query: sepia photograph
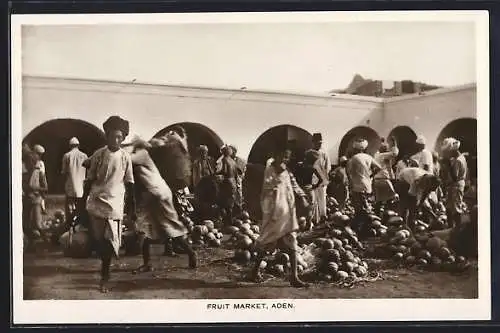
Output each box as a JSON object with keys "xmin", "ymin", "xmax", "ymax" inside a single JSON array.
[{"xmin": 11, "ymin": 11, "xmax": 490, "ymax": 324}]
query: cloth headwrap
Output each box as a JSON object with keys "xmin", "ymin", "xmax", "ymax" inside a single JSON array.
[
  {"xmin": 33, "ymin": 144, "xmax": 45, "ymax": 154},
  {"xmin": 198, "ymin": 145, "xmax": 208, "ymax": 153},
  {"xmin": 220, "ymin": 144, "xmax": 230, "ymax": 153},
  {"xmin": 69, "ymin": 137, "xmax": 79, "ymax": 145},
  {"xmin": 103, "ymin": 116, "xmax": 129, "ymax": 137},
  {"xmin": 353, "ymin": 139, "xmax": 368, "ymax": 150},
  {"xmin": 339, "ymin": 156, "xmax": 348, "ymax": 163},
  {"xmin": 170, "ymin": 125, "xmax": 186, "ymax": 138},
  {"xmin": 441, "ymin": 137, "xmax": 460, "ymax": 151},
  {"xmin": 228, "ymin": 144, "xmax": 237, "ymax": 154},
  {"xmin": 312, "ymin": 133, "xmax": 322, "ymax": 142},
  {"xmin": 416, "ymin": 135, "xmax": 426, "ymax": 145}
]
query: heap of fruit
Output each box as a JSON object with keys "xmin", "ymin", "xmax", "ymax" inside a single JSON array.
[
  {"xmin": 384, "ymin": 222, "xmax": 470, "ymax": 272},
  {"xmin": 229, "ymin": 211, "xmax": 262, "ymax": 262},
  {"xmin": 190, "ymin": 219, "xmax": 225, "ymax": 248},
  {"xmin": 40, "ymin": 210, "xmax": 66, "ymax": 235}
]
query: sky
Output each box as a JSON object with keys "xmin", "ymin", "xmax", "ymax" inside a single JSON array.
[{"xmin": 21, "ymin": 22, "xmax": 476, "ymax": 94}]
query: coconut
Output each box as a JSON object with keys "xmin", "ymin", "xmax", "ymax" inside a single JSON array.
[
  {"xmin": 332, "ymin": 238, "xmax": 343, "ymax": 249},
  {"xmin": 325, "ymin": 262, "xmax": 339, "ymax": 275},
  {"xmin": 405, "ymin": 255, "xmax": 416, "ymax": 265},
  {"xmin": 251, "ymin": 225, "xmax": 260, "ymax": 234},
  {"xmin": 241, "ymin": 211, "xmax": 250, "ymax": 220},
  {"xmin": 322, "ymin": 239, "xmax": 335, "ymax": 250},
  {"xmin": 355, "ymin": 266, "xmax": 368, "ymax": 277},
  {"xmin": 416, "ymin": 258, "xmax": 428, "ymax": 266},
  {"xmin": 233, "ymin": 219, "xmax": 244, "ymax": 228},
  {"xmin": 336, "ymin": 271, "xmax": 349, "ymax": 280},
  {"xmin": 418, "ymin": 249, "xmax": 432, "ymax": 261},
  {"xmin": 323, "ymin": 249, "xmax": 341, "ymax": 262}
]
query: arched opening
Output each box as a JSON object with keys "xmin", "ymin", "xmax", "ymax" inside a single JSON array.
[
  {"xmin": 338, "ymin": 126, "xmax": 381, "ymax": 159},
  {"xmin": 388, "ymin": 125, "xmax": 418, "ymax": 159},
  {"xmin": 435, "ymin": 118, "xmax": 477, "ymax": 180},
  {"xmin": 153, "ymin": 122, "xmax": 224, "ymax": 160},
  {"xmin": 23, "ymin": 118, "xmax": 106, "ymax": 195},
  {"xmin": 244, "ymin": 125, "xmax": 313, "ymax": 219}
]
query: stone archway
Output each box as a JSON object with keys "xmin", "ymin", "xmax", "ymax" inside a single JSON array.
[
  {"xmin": 153, "ymin": 122, "xmax": 224, "ymax": 160},
  {"xmin": 244, "ymin": 124, "xmax": 313, "ymax": 219},
  {"xmin": 388, "ymin": 125, "xmax": 418, "ymax": 158},
  {"xmin": 23, "ymin": 118, "xmax": 106, "ymax": 194},
  {"xmin": 338, "ymin": 126, "xmax": 381, "ymax": 159}
]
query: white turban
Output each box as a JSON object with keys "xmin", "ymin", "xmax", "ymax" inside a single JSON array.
[
  {"xmin": 339, "ymin": 156, "xmax": 348, "ymax": 163},
  {"xmin": 353, "ymin": 139, "xmax": 368, "ymax": 150},
  {"xmin": 69, "ymin": 137, "xmax": 79, "ymax": 145},
  {"xmin": 441, "ymin": 137, "xmax": 461, "ymax": 151},
  {"xmin": 416, "ymin": 135, "xmax": 426, "ymax": 145}
]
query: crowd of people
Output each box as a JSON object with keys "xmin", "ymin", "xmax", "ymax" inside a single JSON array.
[{"xmin": 21, "ymin": 115, "xmax": 476, "ymax": 291}]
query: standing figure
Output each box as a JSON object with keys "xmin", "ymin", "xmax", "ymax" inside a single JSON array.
[
  {"xmin": 395, "ymin": 167, "xmax": 441, "ymax": 231},
  {"xmin": 229, "ymin": 144, "xmax": 247, "ymax": 216},
  {"xmin": 249, "ymin": 148, "xmax": 310, "ymax": 288},
  {"xmin": 411, "ymin": 135, "xmax": 434, "ymax": 173},
  {"xmin": 121, "ymin": 136, "xmax": 197, "ymax": 274},
  {"xmin": 22, "ymin": 145, "xmax": 48, "ymax": 249},
  {"xmin": 149, "ymin": 126, "xmax": 193, "ymax": 256},
  {"xmin": 297, "ymin": 149, "xmax": 325, "ymax": 230},
  {"xmin": 346, "ymin": 139, "xmax": 381, "ymax": 235},
  {"xmin": 82, "ymin": 116, "xmax": 137, "ymax": 293},
  {"xmin": 32, "ymin": 144, "xmax": 47, "ymax": 215},
  {"xmin": 373, "ymin": 137, "xmax": 399, "ymax": 211},
  {"xmin": 328, "ymin": 156, "xmax": 350, "ymax": 209},
  {"xmin": 61, "ymin": 137, "xmax": 88, "ymax": 228},
  {"xmin": 311, "ymin": 133, "xmax": 331, "ymax": 222},
  {"xmin": 216, "ymin": 145, "xmax": 238, "ymax": 227},
  {"xmin": 441, "ymin": 137, "xmax": 468, "ymax": 228},
  {"xmin": 191, "ymin": 145, "xmax": 215, "ymax": 189}
]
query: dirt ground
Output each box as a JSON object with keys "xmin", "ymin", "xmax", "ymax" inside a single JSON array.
[
  {"xmin": 23, "ymin": 245, "xmax": 478, "ymax": 300},
  {"xmin": 24, "ymin": 196, "xmax": 477, "ymax": 300}
]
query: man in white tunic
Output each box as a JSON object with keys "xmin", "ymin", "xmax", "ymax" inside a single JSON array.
[
  {"xmin": 411, "ymin": 135, "xmax": 434, "ymax": 173},
  {"xmin": 311, "ymin": 133, "xmax": 331, "ymax": 222},
  {"xmin": 61, "ymin": 137, "xmax": 88, "ymax": 227}
]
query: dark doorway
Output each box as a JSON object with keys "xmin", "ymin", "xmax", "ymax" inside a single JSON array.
[
  {"xmin": 388, "ymin": 125, "xmax": 418, "ymax": 159},
  {"xmin": 23, "ymin": 119, "xmax": 106, "ymax": 195},
  {"xmin": 338, "ymin": 126, "xmax": 381, "ymax": 159},
  {"xmin": 244, "ymin": 125, "xmax": 313, "ymax": 219},
  {"xmin": 435, "ymin": 118, "xmax": 477, "ymax": 179},
  {"xmin": 153, "ymin": 122, "xmax": 224, "ymax": 161}
]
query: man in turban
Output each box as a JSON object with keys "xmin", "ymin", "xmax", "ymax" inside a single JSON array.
[
  {"xmin": 216, "ymin": 144, "xmax": 239, "ymax": 227},
  {"xmin": 192, "ymin": 145, "xmax": 215, "ymax": 188},
  {"xmin": 441, "ymin": 137, "xmax": 468, "ymax": 228},
  {"xmin": 411, "ymin": 135, "xmax": 434, "ymax": 174},
  {"xmin": 346, "ymin": 138, "xmax": 381, "ymax": 236},
  {"xmin": 311, "ymin": 133, "xmax": 331, "ymax": 222},
  {"xmin": 81, "ymin": 115, "xmax": 137, "ymax": 293},
  {"xmin": 328, "ymin": 156, "xmax": 350, "ymax": 210}
]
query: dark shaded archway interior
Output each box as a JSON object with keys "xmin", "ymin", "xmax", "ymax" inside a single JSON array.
[
  {"xmin": 153, "ymin": 122, "xmax": 224, "ymax": 160},
  {"xmin": 435, "ymin": 118, "xmax": 477, "ymax": 179},
  {"xmin": 244, "ymin": 125, "xmax": 313, "ymax": 220},
  {"xmin": 388, "ymin": 125, "xmax": 418, "ymax": 159},
  {"xmin": 338, "ymin": 126, "xmax": 381, "ymax": 159},
  {"xmin": 23, "ymin": 119, "xmax": 107, "ymax": 194}
]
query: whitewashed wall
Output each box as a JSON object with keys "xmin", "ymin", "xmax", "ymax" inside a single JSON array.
[{"xmin": 22, "ymin": 76, "xmax": 384, "ymax": 163}]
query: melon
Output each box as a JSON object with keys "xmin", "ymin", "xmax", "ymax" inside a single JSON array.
[
  {"xmin": 203, "ymin": 220, "xmax": 215, "ymax": 231},
  {"xmin": 251, "ymin": 225, "xmax": 260, "ymax": 234},
  {"xmin": 426, "ymin": 236, "xmax": 446, "ymax": 253},
  {"xmin": 393, "ymin": 252, "xmax": 404, "ymax": 261},
  {"xmin": 344, "ymin": 244, "xmax": 353, "ymax": 252},
  {"xmin": 439, "ymin": 247, "xmax": 452, "ymax": 259},
  {"xmin": 396, "ymin": 245, "xmax": 408, "ymax": 253},
  {"xmin": 368, "ymin": 229, "xmax": 378, "ymax": 237},
  {"xmin": 239, "ymin": 235, "xmax": 253, "ymax": 249},
  {"xmin": 298, "ymin": 216, "xmax": 307, "ymax": 226},
  {"xmin": 233, "ymin": 219, "xmax": 244, "ymax": 228},
  {"xmin": 342, "ymin": 238, "xmax": 349, "ymax": 246},
  {"xmin": 244, "ymin": 219, "xmax": 253, "ymax": 225},
  {"xmin": 241, "ymin": 211, "xmax": 250, "ymax": 220},
  {"xmin": 325, "ymin": 261, "xmax": 339, "ymax": 274},
  {"xmin": 331, "ymin": 229, "xmax": 343, "ymax": 237},
  {"xmin": 418, "ymin": 250, "xmax": 432, "ymax": 261},
  {"xmin": 415, "ymin": 226, "xmax": 426, "ymax": 233},
  {"xmin": 387, "ymin": 216, "xmax": 404, "ymax": 225},
  {"xmin": 333, "ymin": 211, "xmax": 343, "ymax": 219},
  {"xmin": 372, "ymin": 220, "xmax": 382, "ymax": 228},
  {"xmin": 378, "ymin": 228, "xmax": 388, "ymax": 237},
  {"xmin": 405, "ymin": 256, "xmax": 416, "ymax": 265},
  {"xmin": 340, "ymin": 215, "xmax": 350, "ymax": 223},
  {"xmin": 227, "ymin": 226, "xmax": 239, "ymax": 234},
  {"xmin": 456, "ymin": 256, "xmax": 466, "ymax": 264},
  {"xmin": 210, "ymin": 239, "xmax": 222, "ymax": 247},
  {"xmin": 323, "ymin": 249, "xmax": 341, "ymax": 262},
  {"xmin": 446, "ymin": 255, "xmax": 456, "ymax": 264},
  {"xmin": 241, "ymin": 223, "xmax": 251, "ymax": 231},
  {"xmin": 259, "ymin": 260, "xmax": 268, "ymax": 270},
  {"xmin": 348, "ymin": 272, "xmax": 357, "ymax": 279},
  {"xmin": 314, "ymin": 238, "xmax": 327, "ymax": 247},
  {"xmin": 336, "ymin": 271, "xmax": 349, "ymax": 280},
  {"xmin": 431, "ymin": 257, "xmax": 442, "ymax": 266},
  {"xmin": 206, "ymin": 232, "xmax": 216, "ymax": 241},
  {"xmin": 342, "ymin": 250, "xmax": 355, "ymax": 262},
  {"xmin": 416, "ymin": 258, "xmax": 428, "ymax": 265},
  {"xmin": 332, "ymin": 238, "xmax": 343, "ymax": 249},
  {"xmin": 322, "ymin": 239, "xmax": 335, "ymax": 250},
  {"xmin": 394, "ymin": 230, "xmax": 408, "ymax": 240},
  {"xmin": 355, "ymin": 266, "xmax": 368, "ymax": 277},
  {"xmin": 384, "ymin": 210, "xmax": 397, "ymax": 217},
  {"xmin": 369, "ymin": 214, "xmax": 381, "ymax": 221}
]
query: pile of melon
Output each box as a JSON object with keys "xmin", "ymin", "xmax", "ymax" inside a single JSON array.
[
  {"xmin": 229, "ymin": 212, "xmax": 262, "ymax": 262},
  {"xmin": 190, "ymin": 219, "xmax": 224, "ymax": 248},
  {"xmin": 385, "ymin": 227, "xmax": 469, "ymax": 272}
]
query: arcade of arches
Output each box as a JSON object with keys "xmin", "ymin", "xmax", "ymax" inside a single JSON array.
[{"xmin": 24, "ymin": 118, "xmax": 478, "ymax": 200}]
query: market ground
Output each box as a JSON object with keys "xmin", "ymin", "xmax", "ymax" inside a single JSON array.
[
  {"xmin": 23, "ymin": 196, "xmax": 478, "ymax": 300},
  {"xmin": 23, "ymin": 245, "xmax": 478, "ymax": 300}
]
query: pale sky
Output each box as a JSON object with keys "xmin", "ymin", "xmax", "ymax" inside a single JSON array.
[{"xmin": 21, "ymin": 22, "xmax": 476, "ymax": 93}]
